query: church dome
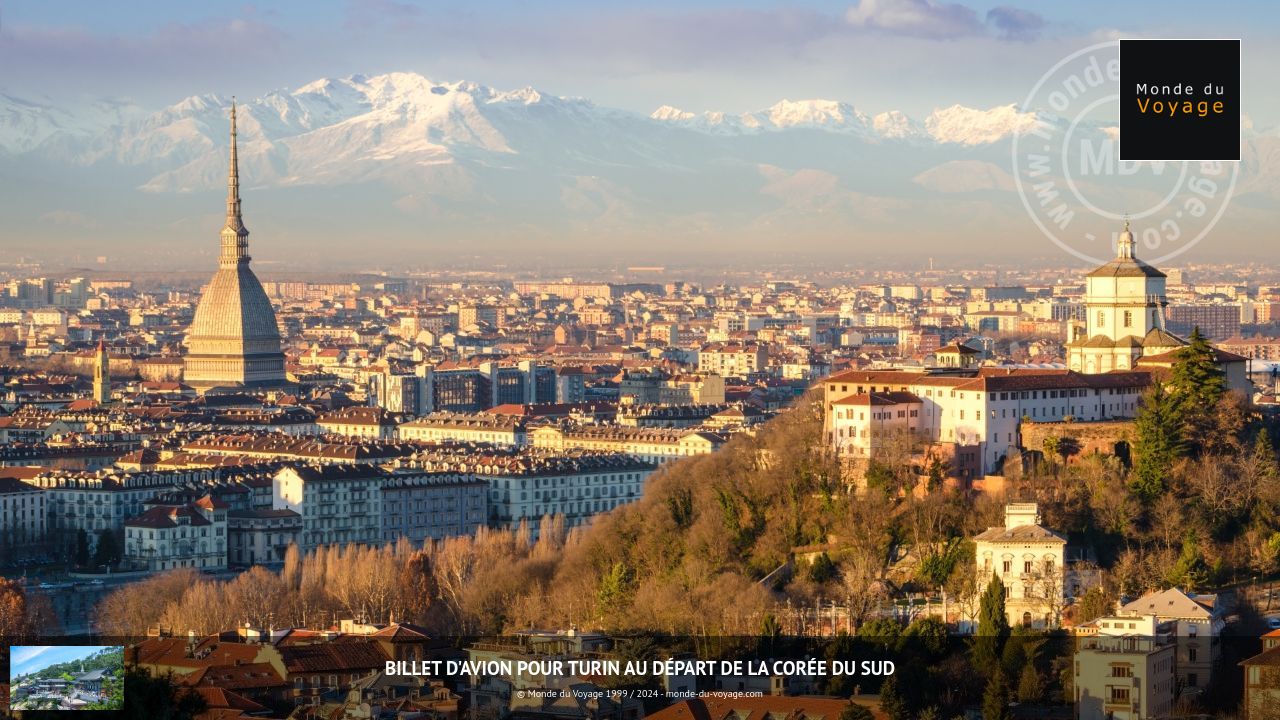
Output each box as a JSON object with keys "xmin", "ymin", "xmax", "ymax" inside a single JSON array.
[
  {"xmin": 187, "ymin": 264, "xmax": 282, "ymax": 352},
  {"xmin": 1086, "ymin": 221, "xmax": 1166, "ymax": 278}
]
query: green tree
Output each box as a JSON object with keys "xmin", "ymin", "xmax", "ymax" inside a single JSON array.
[
  {"xmin": 121, "ymin": 667, "xmax": 207, "ymax": 720},
  {"xmin": 1073, "ymin": 586, "xmax": 1115, "ymax": 625},
  {"xmin": 1017, "ymin": 664, "xmax": 1043, "ymax": 703},
  {"xmin": 982, "ymin": 669, "xmax": 1011, "ymax": 720},
  {"xmin": 903, "ymin": 616, "xmax": 948, "ymax": 658},
  {"xmin": 1169, "ymin": 327, "xmax": 1227, "ymax": 412},
  {"xmin": 878, "ymin": 674, "xmax": 911, "ymax": 720},
  {"xmin": 74, "ymin": 529, "xmax": 90, "ymax": 567},
  {"xmin": 975, "ymin": 572, "xmax": 1010, "ymax": 670},
  {"xmin": 926, "ymin": 456, "xmax": 946, "ymax": 491},
  {"xmin": 1168, "ymin": 327, "xmax": 1227, "ymax": 454},
  {"xmin": 596, "ymin": 562, "xmax": 634, "ymax": 614},
  {"xmin": 93, "ymin": 530, "xmax": 120, "ymax": 567},
  {"xmin": 1166, "ymin": 532, "xmax": 1209, "ymax": 591},
  {"xmin": 1042, "ymin": 436, "xmax": 1060, "ymax": 470},
  {"xmin": 1131, "ymin": 381, "xmax": 1185, "ymax": 503},
  {"xmin": 808, "ymin": 552, "xmax": 837, "ymax": 584}
]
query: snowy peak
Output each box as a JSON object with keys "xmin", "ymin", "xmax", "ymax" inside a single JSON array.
[
  {"xmin": 872, "ymin": 110, "xmax": 926, "ymax": 141},
  {"xmin": 754, "ymin": 99, "xmax": 869, "ymax": 132},
  {"xmin": 648, "ymin": 99, "xmax": 1039, "ymax": 145},
  {"xmin": 924, "ymin": 103, "xmax": 1042, "ymax": 146}
]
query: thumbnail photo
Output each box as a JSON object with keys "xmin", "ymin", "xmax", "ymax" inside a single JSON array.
[{"xmin": 7, "ymin": 647, "xmax": 124, "ymax": 712}]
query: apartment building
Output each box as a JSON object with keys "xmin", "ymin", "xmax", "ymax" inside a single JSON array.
[
  {"xmin": 380, "ymin": 471, "xmax": 487, "ymax": 544},
  {"xmin": 124, "ymin": 495, "xmax": 228, "ymax": 572},
  {"xmin": 272, "ymin": 464, "xmax": 385, "ymax": 551},
  {"xmin": 1075, "ymin": 614, "xmax": 1177, "ymax": 720},
  {"xmin": 397, "ymin": 413, "xmax": 528, "ymax": 446},
  {"xmin": 529, "ymin": 425, "xmax": 726, "ymax": 465},
  {"xmin": 0, "ymin": 476, "xmax": 46, "ymax": 549}
]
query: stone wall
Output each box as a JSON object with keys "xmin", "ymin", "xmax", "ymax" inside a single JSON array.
[{"xmin": 1019, "ymin": 419, "xmax": 1135, "ymax": 467}]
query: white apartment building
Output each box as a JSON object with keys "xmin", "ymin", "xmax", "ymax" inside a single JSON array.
[
  {"xmin": 973, "ymin": 503, "xmax": 1067, "ymax": 629},
  {"xmin": 397, "ymin": 413, "xmax": 528, "ymax": 446},
  {"xmin": 824, "ymin": 367, "xmax": 1149, "ymax": 477},
  {"xmin": 0, "ymin": 477, "xmax": 46, "ymax": 549},
  {"xmin": 1074, "ymin": 614, "xmax": 1176, "ymax": 720},
  {"xmin": 698, "ymin": 342, "xmax": 767, "ymax": 378},
  {"xmin": 124, "ymin": 495, "xmax": 228, "ymax": 572},
  {"xmin": 480, "ymin": 454, "xmax": 655, "ymax": 537},
  {"xmin": 1120, "ymin": 588, "xmax": 1225, "ymax": 693},
  {"xmin": 24, "ymin": 469, "xmax": 212, "ymax": 546},
  {"xmin": 273, "ymin": 464, "xmax": 384, "ymax": 551},
  {"xmin": 529, "ymin": 425, "xmax": 725, "ymax": 465}
]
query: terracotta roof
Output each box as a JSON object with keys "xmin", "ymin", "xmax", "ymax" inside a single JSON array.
[
  {"xmin": 279, "ymin": 642, "xmax": 388, "ymax": 673},
  {"xmin": 192, "ymin": 685, "xmax": 272, "ymax": 710},
  {"xmin": 125, "ymin": 505, "xmax": 213, "ymax": 529},
  {"xmin": 134, "ymin": 637, "xmax": 263, "ymax": 670},
  {"xmin": 181, "ymin": 662, "xmax": 286, "ymax": 690},
  {"xmin": 831, "ymin": 391, "xmax": 922, "ymax": 407},
  {"xmin": 369, "ymin": 622, "xmax": 432, "ymax": 642}
]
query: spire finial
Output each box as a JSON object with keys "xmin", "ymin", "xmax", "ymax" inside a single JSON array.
[{"xmin": 220, "ymin": 96, "xmax": 249, "ymax": 267}]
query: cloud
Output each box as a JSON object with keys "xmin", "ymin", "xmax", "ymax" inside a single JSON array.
[
  {"xmin": 845, "ymin": 0, "xmax": 984, "ymax": 40},
  {"xmin": 985, "ymin": 6, "xmax": 1045, "ymax": 41}
]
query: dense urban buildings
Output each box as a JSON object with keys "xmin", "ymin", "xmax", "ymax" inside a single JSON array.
[{"xmin": 1, "ymin": 181, "xmax": 1278, "ymax": 719}]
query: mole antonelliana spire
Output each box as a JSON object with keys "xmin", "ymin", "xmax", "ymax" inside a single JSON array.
[
  {"xmin": 184, "ymin": 97, "xmax": 288, "ymax": 392},
  {"xmin": 221, "ymin": 98, "xmax": 249, "ymax": 267}
]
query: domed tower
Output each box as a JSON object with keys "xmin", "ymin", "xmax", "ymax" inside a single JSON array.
[
  {"xmin": 1067, "ymin": 220, "xmax": 1183, "ymax": 373},
  {"xmin": 184, "ymin": 100, "xmax": 287, "ymax": 391}
]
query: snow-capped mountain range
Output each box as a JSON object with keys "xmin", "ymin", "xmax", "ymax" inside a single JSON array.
[
  {"xmin": 1, "ymin": 71, "xmax": 1274, "ymax": 264},
  {"xmin": 0, "ymin": 71, "xmax": 1046, "ymax": 190}
]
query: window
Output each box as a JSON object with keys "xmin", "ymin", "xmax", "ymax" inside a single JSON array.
[
  {"xmin": 1111, "ymin": 665, "xmax": 1132, "ymax": 678},
  {"xmin": 1123, "ymin": 310, "xmax": 1133, "ymax": 327},
  {"xmin": 1109, "ymin": 687, "xmax": 1130, "ymax": 703},
  {"xmin": 1097, "ymin": 310, "xmax": 1105, "ymax": 326},
  {"xmin": 1002, "ymin": 560, "xmax": 1011, "ymax": 573}
]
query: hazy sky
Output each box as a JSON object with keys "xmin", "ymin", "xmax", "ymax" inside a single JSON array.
[
  {"xmin": 9, "ymin": 645, "xmax": 115, "ymax": 678},
  {"xmin": 3, "ymin": 0, "xmax": 1278, "ymax": 120}
]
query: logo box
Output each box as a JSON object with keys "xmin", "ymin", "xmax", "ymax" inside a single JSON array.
[{"xmin": 1119, "ymin": 39, "xmax": 1240, "ymax": 161}]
